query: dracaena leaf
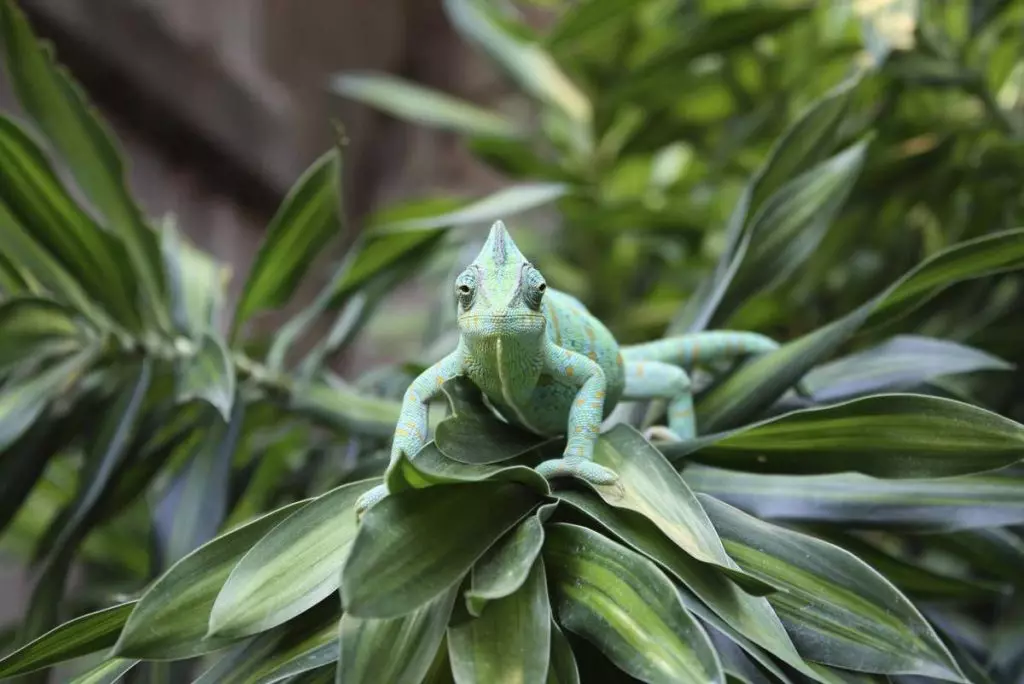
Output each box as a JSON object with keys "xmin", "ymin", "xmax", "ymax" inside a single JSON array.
[
  {"xmin": 160, "ymin": 219, "xmax": 227, "ymax": 334},
  {"xmin": 543, "ymin": 523, "xmax": 724, "ymax": 684},
  {"xmin": 113, "ymin": 499, "xmax": 311, "ymax": 659},
  {"xmin": 0, "ymin": 0, "xmax": 168, "ymax": 328},
  {"xmin": 698, "ymin": 494, "xmax": 968, "ymax": 682},
  {"xmin": 207, "ymin": 478, "xmax": 380, "ymax": 639},
  {"xmin": 385, "ymin": 443, "xmax": 550, "ymax": 498},
  {"xmin": 0, "ymin": 297, "xmax": 88, "ymax": 373},
  {"xmin": 231, "ymin": 147, "xmax": 342, "ymax": 339},
  {"xmin": 683, "ymin": 465, "xmax": 1024, "ymax": 531},
  {"xmin": 546, "ymin": 620, "xmax": 580, "ymax": 684},
  {"xmin": 685, "ymin": 393, "xmax": 1024, "ymax": 478},
  {"xmin": 331, "ymin": 71, "xmax": 522, "ymax": 139},
  {"xmin": 0, "ymin": 602, "xmax": 135, "ymax": 678},
  {"xmin": 287, "ymin": 376, "xmax": 412, "ymax": 439},
  {"xmin": 0, "ymin": 116, "xmax": 142, "ymax": 330},
  {"xmin": 449, "ymin": 556, "xmax": 552, "ymax": 683},
  {"xmin": 337, "ymin": 585, "xmax": 458, "ymax": 684},
  {"xmin": 175, "ymin": 332, "xmax": 236, "ymax": 420},
  {"xmin": 341, "ymin": 481, "xmax": 541, "ymax": 618},
  {"xmin": 66, "ymin": 658, "xmax": 138, "ymax": 684}
]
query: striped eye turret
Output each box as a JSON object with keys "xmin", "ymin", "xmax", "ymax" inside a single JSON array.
[{"xmin": 523, "ymin": 265, "xmax": 546, "ymax": 311}]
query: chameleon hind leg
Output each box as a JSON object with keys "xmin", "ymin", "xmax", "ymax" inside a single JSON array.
[{"xmin": 621, "ymin": 331, "xmax": 780, "ymax": 442}]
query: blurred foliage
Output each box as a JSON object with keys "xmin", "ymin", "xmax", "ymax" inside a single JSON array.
[{"xmin": 0, "ymin": 0, "xmax": 1022, "ymax": 682}]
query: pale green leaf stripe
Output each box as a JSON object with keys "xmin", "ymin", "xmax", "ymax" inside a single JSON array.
[
  {"xmin": 207, "ymin": 478, "xmax": 380, "ymax": 638},
  {"xmin": 67, "ymin": 658, "xmax": 138, "ymax": 684},
  {"xmin": 332, "ymin": 71, "xmax": 521, "ymax": 139},
  {"xmin": 246, "ymin": 621, "xmax": 338, "ymax": 684},
  {"xmin": 443, "ymin": 0, "xmax": 591, "ymax": 126},
  {"xmin": 591, "ymin": 425, "xmax": 773, "ymax": 594},
  {"xmin": 449, "ymin": 556, "xmax": 551, "ymax": 683},
  {"xmin": 554, "ymin": 489, "xmax": 817, "ymax": 680},
  {"xmin": 0, "ymin": 602, "xmax": 134, "ymax": 678},
  {"xmin": 113, "ymin": 499, "xmax": 312, "ymax": 659},
  {"xmin": 369, "ymin": 183, "xmax": 569, "ymax": 235},
  {"xmin": 686, "ymin": 393, "xmax": 1024, "ymax": 478},
  {"xmin": 0, "ymin": 116, "xmax": 141, "ymax": 329},
  {"xmin": 683, "ymin": 465, "xmax": 1024, "ymax": 531},
  {"xmin": 0, "ymin": 346, "xmax": 98, "ymax": 452},
  {"xmin": 338, "ymin": 585, "xmax": 458, "ymax": 684},
  {"xmin": 176, "ymin": 332, "xmax": 236, "ymax": 421},
  {"xmin": 698, "ymin": 494, "xmax": 967, "ymax": 682},
  {"xmin": 0, "ymin": 297, "xmax": 86, "ymax": 372},
  {"xmin": 544, "ymin": 523, "xmax": 724, "ymax": 684},
  {"xmin": 231, "ymin": 147, "xmax": 342, "ymax": 338},
  {"xmin": 0, "ymin": 0, "xmax": 167, "ymax": 327}
]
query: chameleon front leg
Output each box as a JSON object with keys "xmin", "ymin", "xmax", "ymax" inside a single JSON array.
[
  {"xmin": 355, "ymin": 350, "xmax": 464, "ymax": 514},
  {"xmin": 621, "ymin": 360, "xmax": 695, "ymax": 441},
  {"xmin": 533, "ymin": 345, "xmax": 618, "ymax": 486}
]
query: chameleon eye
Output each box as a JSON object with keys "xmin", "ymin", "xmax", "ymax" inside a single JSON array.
[
  {"xmin": 457, "ymin": 284, "xmax": 472, "ymax": 295},
  {"xmin": 537, "ymin": 283, "xmax": 547, "ymax": 293}
]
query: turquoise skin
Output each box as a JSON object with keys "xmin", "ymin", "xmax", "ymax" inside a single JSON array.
[{"xmin": 355, "ymin": 221, "xmax": 779, "ymax": 513}]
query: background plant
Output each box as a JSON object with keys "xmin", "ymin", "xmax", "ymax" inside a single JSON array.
[{"xmin": 0, "ymin": 0, "xmax": 1023, "ymax": 683}]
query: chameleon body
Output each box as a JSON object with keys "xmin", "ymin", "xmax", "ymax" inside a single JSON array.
[{"xmin": 355, "ymin": 221, "xmax": 780, "ymax": 512}]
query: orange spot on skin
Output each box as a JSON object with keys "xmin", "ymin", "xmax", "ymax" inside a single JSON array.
[
  {"xmin": 616, "ymin": 352, "xmax": 624, "ymax": 367},
  {"xmin": 566, "ymin": 366, "xmax": 575, "ymax": 377},
  {"xmin": 575, "ymin": 426, "xmax": 583, "ymax": 433},
  {"xmin": 587, "ymin": 351, "xmax": 598, "ymax": 361},
  {"xmin": 436, "ymin": 376, "xmax": 444, "ymax": 386},
  {"xmin": 576, "ymin": 399, "xmax": 585, "ymax": 407},
  {"xmin": 691, "ymin": 340, "xmax": 700, "ymax": 362},
  {"xmin": 596, "ymin": 391, "xmax": 605, "ymax": 398},
  {"xmin": 636, "ymin": 363, "xmax": 645, "ymax": 377},
  {"xmin": 591, "ymin": 425, "xmax": 600, "ymax": 433}
]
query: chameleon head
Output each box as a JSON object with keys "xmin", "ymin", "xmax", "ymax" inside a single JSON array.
[{"xmin": 455, "ymin": 220, "xmax": 547, "ymax": 340}]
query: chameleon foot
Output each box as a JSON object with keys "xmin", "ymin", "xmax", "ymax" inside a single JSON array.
[
  {"xmin": 535, "ymin": 457, "xmax": 618, "ymax": 486},
  {"xmin": 354, "ymin": 484, "xmax": 389, "ymax": 517},
  {"xmin": 643, "ymin": 425, "xmax": 683, "ymax": 443}
]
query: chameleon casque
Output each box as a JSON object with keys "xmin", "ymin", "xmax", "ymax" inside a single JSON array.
[{"xmin": 355, "ymin": 221, "xmax": 780, "ymax": 512}]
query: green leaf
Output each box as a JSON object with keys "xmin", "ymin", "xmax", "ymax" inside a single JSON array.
[
  {"xmin": 684, "ymin": 465, "xmax": 1024, "ymax": 531},
  {"xmin": 0, "ymin": 345, "xmax": 96, "ymax": 451},
  {"xmin": 442, "ymin": 0, "xmax": 591, "ymax": 128},
  {"xmin": 208, "ymin": 478, "xmax": 380, "ymax": 639},
  {"xmin": 22, "ymin": 360, "xmax": 151, "ymax": 642},
  {"xmin": 435, "ymin": 378, "xmax": 552, "ymax": 464},
  {"xmin": 588, "ymin": 425, "xmax": 773, "ymax": 594},
  {"xmin": 385, "ymin": 443, "xmax": 550, "ymax": 498},
  {"xmin": 160, "ymin": 219, "xmax": 226, "ymax": 334},
  {"xmin": 449, "ymin": 556, "xmax": 551, "ymax": 683},
  {"xmin": 287, "ymin": 377, "xmax": 413, "ymax": 439},
  {"xmin": 113, "ymin": 498, "xmax": 312, "ymax": 659},
  {"xmin": 546, "ymin": 621, "xmax": 579, "ymax": 684},
  {"xmin": 685, "ymin": 393, "xmax": 1024, "ymax": 478},
  {"xmin": 0, "ymin": 0, "xmax": 167, "ymax": 328},
  {"xmin": 369, "ymin": 183, "xmax": 569, "ymax": 235},
  {"xmin": 698, "ymin": 494, "xmax": 967, "ymax": 682},
  {"xmin": 543, "ymin": 523, "xmax": 724, "ymax": 684},
  {"xmin": 0, "ymin": 297, "xmax": 87, "ymax": 373},
  {"xmin": 331, "ymin": 71, "xmax": 522, "ymax": 139},
  {"xmin": 66, "ymin": 658, "xmax": 138, "ymax": 684},
  {"xmin": 338, "ymin": 585, "xmax": 458, "ymax": 684},
  {"xmin": 690, "ymin": 228, "xmax": 1024, "ymax": 432},
  {"xmin": 0, "ymin": 116, "xmax": 142, "ymax": 329},
  {"xmin": 175, "ymin": 332, "xmax": 236, "ymax": 420},
  {"xmin": 464, "ymin": 504, "xmax": 550, "ymax": 617},
  {"xmin": 554, "ymin": 489, "xmax": 815, "ymax": 679},
  {"xmin": 231, "ymin": 147, "xmax": 342, "ymax": 339},
  {"xmin": 341, "ymin": 481, "xmax": 541, "ymax": 618},
  {"xmin": 153, "ymin": 401, "xmax": 246, "ymax": 567},
  {"xmin": 802, "ymin": 334, "xmax": 1013, "ymax": 402},
  {"xmin": 0, "ymin": 602, "xmax": 134, "ymax": 678}
]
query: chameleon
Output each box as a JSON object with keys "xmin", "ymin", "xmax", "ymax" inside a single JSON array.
[{"xmin": 355, "ymin": 220, "xmax": 780, "ymax": 513}]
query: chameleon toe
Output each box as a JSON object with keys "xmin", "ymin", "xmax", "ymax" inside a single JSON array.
[
  {"xmin": 535, "ymin": 457, "xmax": 618, "ymax": 486},
  {"xmin": 354, "ymin": 484, "xmax": 389, "ymax": 516}
]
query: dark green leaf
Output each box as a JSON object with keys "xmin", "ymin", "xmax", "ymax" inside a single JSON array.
[
  {"xmin": 369, "ymin": 183, "xmax": 570, "ymax": 235},
  {"xmin": 287, "ymin": 377, "xmax": 412, "ymax": 439},
  {"xmin": 0, "ymin": 345, "xmax": 96, "ymax": 451},
  {"xmin": 0, "ymin": 116, "xmax": 141, "ymax": 329},
  {"xmin": 175, "ymin": 333, "xmax": 236, "ymax": 420},
  {"xmin": 464, "ymin": 504, "xmax": 550, "ymax": 617},
  {"xmin": 698, "ymin": 494, "xmax": 967, "ymax": 682},
  {"xmin": 0, "ymin": 602, "xmax": 134, "ymax": 678},
  {"xmin": 66, "ymin": 658, "xmax": 138, "ymax": 684},
  {"xmin": 338, "ymin": 585, "xmax": 458, "ymax": 684},
  {"xmin": 0, "ymin": 297, "xmax": 87, "ymax": 373},
  {"xmin": 543, "ymin": 523, "xmax": 724, "ymax": 684},
  {"xmin": 546, "ymin": 621, "xmax": 579, "ymax": 684},
  {"xmin": 0, "ymin": 0, "xmax": 167, "ymax": 328},
  {"xmin": 684, "ymin": 465, "xmax": 1024, "ymax": 531},
  {"xmin": 686, "ymin": 393, "xmax": 1024, "ymax": 478},
  {"xmin": 341, "ymin": 481, "xmax": 540, "ymax": 618},
  {"xmin": 208, "ymin": 478, "xmax": 380, "ymax": 639},
  {"xmin": 554, "ymin": 489, "xmax": 814, "ymax": 678},
  {"xmin": 231, "ymin": 148, "xmax": 342, "ymax": 338},
  {"xmin": 690, "ymin": 228, "xmax": 1024, "ymax": 432},
  {"xmin": 331, "ymin": 72, "xmax": 521, "ymax": 139},
  {"xmin": 449, "ymin": 556, "xmax": 551, "ymax": 683},
  {"xmin": 588, "ymin": 425, "xmax": 773, "ymax": 594},
  {"xmin": 160, "ymin": 220, "xmax": 226, "ymax": 334},
  {"xmin": 385, "ymin": 443, "xmax": 550, "ymax": 498},
  {"xmin": 113, "ymin": 499, "xmax": 311, "ymax": 659},
  {"xmin": 802, "ymin": 335, "xmax": 1012, "ymax": 402}
]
